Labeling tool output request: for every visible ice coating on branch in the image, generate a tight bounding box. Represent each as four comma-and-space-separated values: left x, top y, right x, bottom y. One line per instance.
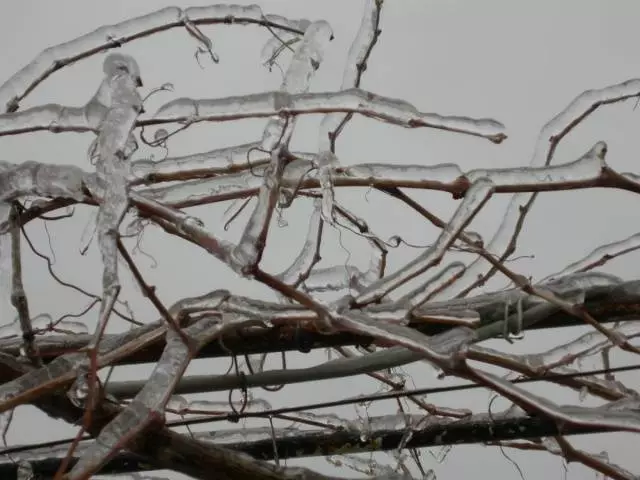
138, 169, 265, 207
539, 271, 622, 295
402, 261, 466, 309
315, 150, 339, 223
89, 54, 143, 294
411, 307, 480, 327
473, 367, 640, 433
0, 5, 310, 112
0, 104, 99, 137
304, 265, 370, 294
70, 313, 250, 479
168, 288, 231, 315
466, 142, 606, 186
542, 232, 640, 282
0, 292, 228, 410
130, 191, 237, 265
130, 142, 265, 182
225, 294, 312, 322
434, 79, 639, 299
0, 54, 142, 138
622, 171, 640, 185
356, 179, 495, 305
538, 437, 636, 479
232, 21, 332, 272
318, 0, 379, 151
343, 163, 462, 185
261, 32, 300, 69
153, 88, 507, 143
260, 20, 332, 151
0, 196, 11, 328
16, 461, 32, 480
304, 240, 382, 299
0, 321, 163, 413
328, 452, 414, 478
532, 321, 640, 369
277, 199, 322, 285
0, 163, 85, 232
133, 150, 616, 209
199, 425, 307, 445
339, 0, 378, 90
166, 393, 272, 414
0, 313, 87, 338
336, 311, 474, 369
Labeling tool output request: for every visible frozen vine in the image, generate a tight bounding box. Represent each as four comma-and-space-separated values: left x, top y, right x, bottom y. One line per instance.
0, 3, 638, 480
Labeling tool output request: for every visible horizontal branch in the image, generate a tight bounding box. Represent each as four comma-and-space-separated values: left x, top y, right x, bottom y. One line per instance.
0, 88, 507, 145
139, 142, 640, 207
1, 279, 637, 368
146, 88, 507, 143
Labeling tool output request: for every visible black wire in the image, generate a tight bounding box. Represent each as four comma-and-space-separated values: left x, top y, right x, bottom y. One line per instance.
11, 363, 640, 456
2, 361, 639, 457
168, 361, 640, 428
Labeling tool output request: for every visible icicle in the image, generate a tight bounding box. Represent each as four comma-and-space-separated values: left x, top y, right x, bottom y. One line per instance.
16, 461, 33, 480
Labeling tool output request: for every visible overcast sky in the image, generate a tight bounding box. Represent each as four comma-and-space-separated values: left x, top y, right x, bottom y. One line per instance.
1, 1, 639, 479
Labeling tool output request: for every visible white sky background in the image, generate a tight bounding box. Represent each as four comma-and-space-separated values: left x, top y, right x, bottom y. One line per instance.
1, 0, 640, 478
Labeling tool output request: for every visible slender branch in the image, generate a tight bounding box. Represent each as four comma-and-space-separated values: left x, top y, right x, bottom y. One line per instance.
8, 205, 39, 365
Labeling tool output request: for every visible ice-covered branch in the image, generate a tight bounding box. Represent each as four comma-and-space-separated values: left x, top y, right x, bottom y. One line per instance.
0, 275, 635, 366
130, 142, 267, 184
542, 231, 640, 282
232, 21, 332, 271
0, 52, 143, 139
0, 289, 230, 415
77, 55, 146, 421
7, 207, 39, 363
466, 365, 640, 433
89, 54, 143, 294
445, 79, 640, 298
538, 436, 637, 480
277, 199, 324, 286
0, 162, 87, 233
0, 320, 164, 415
0, 105, 101, 137
129, 191, 235, 265
354, 179, 494, 305
138, 141, 639, 209
0, 5, 310, 112
319, 0, 382, 152
149, 88, 507, 143
69, 313, 257, 479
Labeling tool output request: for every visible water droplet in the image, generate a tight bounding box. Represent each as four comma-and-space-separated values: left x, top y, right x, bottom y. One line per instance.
166, 395, 188, 414
68, 372, 89, 408
154, 128, 169, 143
579, 386, 589, 402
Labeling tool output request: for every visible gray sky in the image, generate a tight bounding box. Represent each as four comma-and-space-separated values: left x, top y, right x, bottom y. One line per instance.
1, 1, 639, 478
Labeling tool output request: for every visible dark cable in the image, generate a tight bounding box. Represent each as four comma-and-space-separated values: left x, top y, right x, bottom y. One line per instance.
3, 361, 639, 457
168, 361, 640, 428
